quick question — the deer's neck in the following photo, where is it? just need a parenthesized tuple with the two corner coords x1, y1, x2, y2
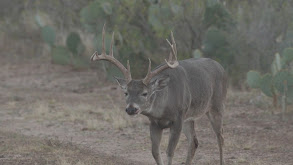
(142, 87, 169, 119)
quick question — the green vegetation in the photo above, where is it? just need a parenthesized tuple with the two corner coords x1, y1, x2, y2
(76, 0, 239, 77)
(1, 0, 293, 84)
(246, 47, 293, 117)
(36, 18, 87, 68)
(66, 32, 85, 56)
(246, 71, 261, 89)
(41, 26, 55, 46)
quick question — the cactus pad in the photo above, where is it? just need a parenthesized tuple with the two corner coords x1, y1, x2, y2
(246, 70, 261, 88)
(41, 25, 55, 46)
(66, 32, 85, 56)
(259, 73, 273, 97)
(281, 47, 293, 66)
(273, 70, 293, 94)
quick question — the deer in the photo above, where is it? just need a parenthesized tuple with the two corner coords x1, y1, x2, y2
(91, 25, 228, 165)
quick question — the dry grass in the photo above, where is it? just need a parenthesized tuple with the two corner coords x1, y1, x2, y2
(227, 158, 266, 165)
(227, 89, 273, 109)
(101, 95, 134, 129)
(227, 89, 293, 118)
(225, 136, 256, 151)
(22, 93, 138, 130)
(0, 131, 109, 165)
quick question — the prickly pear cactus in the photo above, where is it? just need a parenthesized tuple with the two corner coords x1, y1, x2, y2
(101, 2, 112, 15)
(281, 48, 293, 67)
(273, 70, 293, 94)
(192, 49, 202, 59)
(34, 15, 44, 27)
(41, 25, 55, 46)
(66, 32, 85, 56)
(80, 1, 107, 32)
(246, 70, 261, 89)
(271, 53, 282, 76)
(259, 73, 273, 97)
(247, 47, 293, 114)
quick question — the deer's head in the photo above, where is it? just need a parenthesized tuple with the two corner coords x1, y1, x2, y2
(91, 25, 178, 115)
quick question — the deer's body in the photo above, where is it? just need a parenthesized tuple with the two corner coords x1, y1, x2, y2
(91, 26, 227, 165)
(143, 58, 227, 121)
(142, 58, 227, 165)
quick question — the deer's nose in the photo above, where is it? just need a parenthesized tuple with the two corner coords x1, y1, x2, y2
(125, 106, 138, 115)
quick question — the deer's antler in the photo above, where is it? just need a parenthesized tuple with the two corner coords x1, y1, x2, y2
(91, 24, 132, 83)
(143, 31, 179, 85)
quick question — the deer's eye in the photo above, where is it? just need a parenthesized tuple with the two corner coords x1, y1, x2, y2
(124, 92, 128, 96)
(142, 92, 148, 97)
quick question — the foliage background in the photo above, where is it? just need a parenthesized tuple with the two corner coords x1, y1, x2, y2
(1, 0, 293, 87)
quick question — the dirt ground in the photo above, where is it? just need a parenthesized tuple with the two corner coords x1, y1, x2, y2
(0, 57, 293, 165)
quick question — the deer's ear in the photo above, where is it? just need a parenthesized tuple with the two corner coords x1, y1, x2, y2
(114, 76, 127, 89)
(150, 75, 170, 91)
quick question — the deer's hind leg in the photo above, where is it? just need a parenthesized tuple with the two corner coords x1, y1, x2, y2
(183, 120, 198, 165)
(207, 104, 224, 165)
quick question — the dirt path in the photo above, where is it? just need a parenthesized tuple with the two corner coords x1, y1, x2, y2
(1, 59, 293, 165)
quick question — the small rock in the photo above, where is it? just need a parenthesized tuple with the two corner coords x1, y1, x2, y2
(46, 123, 54, 127)
(243, 147, 250, 150)
(81, 127, 89, 131)
(264, 126, 272, 130)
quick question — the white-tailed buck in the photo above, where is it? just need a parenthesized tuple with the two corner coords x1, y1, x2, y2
(91, 25, 227, 165)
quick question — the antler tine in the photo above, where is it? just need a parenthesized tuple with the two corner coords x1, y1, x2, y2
(91, 25, 132, 83)
(165, 31, 179, 68)
(90, 51, 97, 61)
(143, 31, 179, 85)
(109, 32, 115, 57)
(171, 31, 177, 60)
(102, 24, 106, 55)
(127, 60, 132, 80)
(146, 58, 151, 76)
(166, 39, 173, 62)
(166, 31, 177, 61)
(142, 58, 154, 85)
(168, 51, 173, 61)
(166, 38, 176, 56)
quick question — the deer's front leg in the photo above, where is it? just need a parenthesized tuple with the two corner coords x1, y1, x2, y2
(166, 120, 182, 165)
(150, 122, 164, 165)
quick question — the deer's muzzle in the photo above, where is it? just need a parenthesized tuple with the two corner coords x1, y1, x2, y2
(125, 104, 140, 115)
